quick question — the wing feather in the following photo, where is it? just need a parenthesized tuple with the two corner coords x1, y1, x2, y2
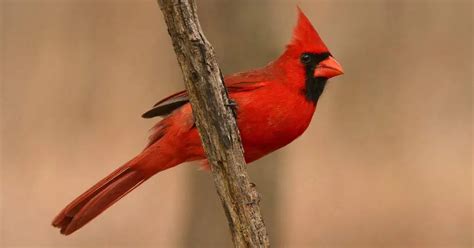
(142, 67, 273, 118)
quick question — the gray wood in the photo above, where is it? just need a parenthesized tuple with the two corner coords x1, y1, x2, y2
(155, 0, 270, 247)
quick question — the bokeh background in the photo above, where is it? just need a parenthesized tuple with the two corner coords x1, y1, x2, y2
(1, 0, 472, 247)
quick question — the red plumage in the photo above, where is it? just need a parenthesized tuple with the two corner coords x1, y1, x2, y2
(52, 7, 343, 235)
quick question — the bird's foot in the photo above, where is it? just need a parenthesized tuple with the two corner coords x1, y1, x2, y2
(225, 98, 238, 116)
(225, 99, 237, 108)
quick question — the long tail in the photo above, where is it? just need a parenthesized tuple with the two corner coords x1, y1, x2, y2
(51, 152, 170, 235)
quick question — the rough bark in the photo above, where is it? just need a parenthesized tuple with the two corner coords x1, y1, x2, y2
(182, 2, 281, 247)
(156, 0, 270, 247)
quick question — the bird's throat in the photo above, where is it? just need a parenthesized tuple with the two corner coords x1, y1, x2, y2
(304, 76, 327, 104)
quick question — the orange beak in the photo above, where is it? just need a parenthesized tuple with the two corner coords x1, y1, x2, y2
(314, 56, 344, 79)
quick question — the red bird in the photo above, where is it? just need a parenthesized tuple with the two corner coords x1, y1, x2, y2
(52, 8, 343, 235)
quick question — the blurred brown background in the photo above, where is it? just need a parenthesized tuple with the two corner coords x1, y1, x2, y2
(1, 0, 472, 247)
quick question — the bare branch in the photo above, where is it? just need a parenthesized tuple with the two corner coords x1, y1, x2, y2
(155, 0, 270, 247)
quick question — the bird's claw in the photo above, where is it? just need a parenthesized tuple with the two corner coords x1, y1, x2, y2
(225, 99, 237, 108)
(226, 99, 238, 117)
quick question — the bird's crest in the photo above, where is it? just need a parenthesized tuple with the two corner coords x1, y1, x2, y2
(287, 7, 329, 53)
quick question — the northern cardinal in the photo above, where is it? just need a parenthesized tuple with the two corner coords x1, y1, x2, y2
(52, 7, 343, 235)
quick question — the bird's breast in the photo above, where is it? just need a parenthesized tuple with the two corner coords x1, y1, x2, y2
(233, 85, 316, 162)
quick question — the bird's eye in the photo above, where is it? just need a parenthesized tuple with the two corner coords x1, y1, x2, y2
(300, 53, 312, 64)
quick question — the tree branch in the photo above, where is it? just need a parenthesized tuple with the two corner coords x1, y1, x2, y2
(155, 0, 270, 247)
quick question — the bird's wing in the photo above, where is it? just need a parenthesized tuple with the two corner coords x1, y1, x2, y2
(141, 68, 272, 119)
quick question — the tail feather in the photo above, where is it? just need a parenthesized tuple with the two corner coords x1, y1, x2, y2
(52, 164, 147, 235)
